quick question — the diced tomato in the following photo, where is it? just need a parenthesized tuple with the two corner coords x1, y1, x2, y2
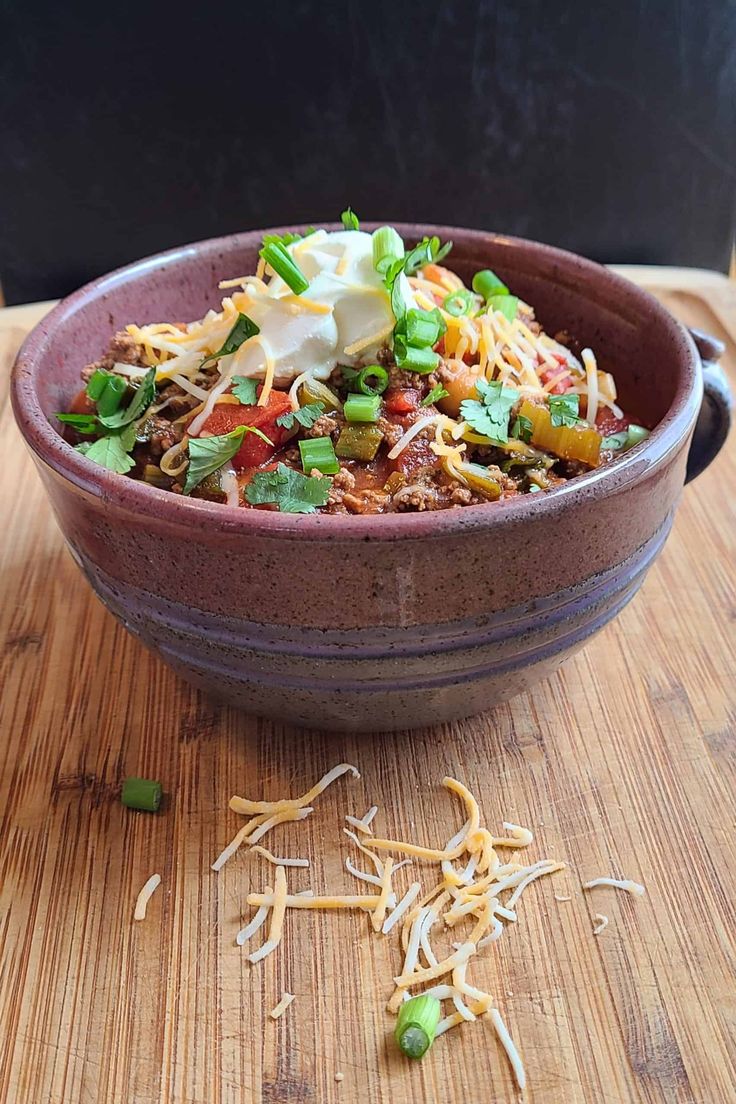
(199, 389, 293, 469)
(596, 411, 630, 437)
(69, 388, 96, 416)
(539, 357, 573, 394)
(389, 438, 439, 478)
(384, 389, 420, 416)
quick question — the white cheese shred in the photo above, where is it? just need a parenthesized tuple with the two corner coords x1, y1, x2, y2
(133, 873, 161, 921)
(490, 1008, 526, 1091)
(583, 877, 645, 897)
(593, 913, 609, 936)
(269, 992, 295, 1020)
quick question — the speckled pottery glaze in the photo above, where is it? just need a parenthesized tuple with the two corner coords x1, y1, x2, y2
(12, 226, 732, 730)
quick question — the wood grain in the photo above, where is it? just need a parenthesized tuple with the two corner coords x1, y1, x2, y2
(1, 271, 734, 1104)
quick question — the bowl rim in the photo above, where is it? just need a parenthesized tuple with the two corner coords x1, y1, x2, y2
(11, 223, 702, 541)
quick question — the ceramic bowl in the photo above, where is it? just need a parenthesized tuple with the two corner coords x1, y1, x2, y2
(11, 226, 732, 730)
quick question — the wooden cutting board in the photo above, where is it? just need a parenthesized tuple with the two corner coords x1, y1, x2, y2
(1, 269, 734, 1104)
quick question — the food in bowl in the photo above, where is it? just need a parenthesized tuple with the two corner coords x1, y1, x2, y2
(57, 210, 649, 514)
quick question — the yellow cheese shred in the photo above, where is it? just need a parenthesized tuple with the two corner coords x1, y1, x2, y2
(230, 763, 359, 815)
(248, 865, 288, 964)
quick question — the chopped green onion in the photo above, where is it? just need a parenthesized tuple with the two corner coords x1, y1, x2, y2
(121, 777, 162, 812)
(355, 365, 389, 395)
(344, 394, 380, 423)
(488, 293, 518, 322)
(96, 374, 128, 417)
(335, 424, 383, 461)
(341, 206, 360, 230)
(421, 384, 449, 407)
(395, 994, 441, 1059)
(402, 308, 444, 349)
(86, 369, 113, 402)
(472, 269, 508, 299)
(372, 226, 405, 275)
(443, 288, 473, 317)
(393, 338, 439, 374)
(625, 423, 650, 447)
(259, 242, 309, 295)
(298, 436, 340, 475)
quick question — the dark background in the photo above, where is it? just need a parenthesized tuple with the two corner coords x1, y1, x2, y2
(2, 0, 735, 305)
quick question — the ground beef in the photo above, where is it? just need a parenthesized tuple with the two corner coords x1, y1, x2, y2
(138, 415, 180, 457)
(156, 383, 200, 419)
(323, 466, 356, 512)
(83, 330, 146, 376)
(304, 413, 340, 439)
(386, 364, 433, 392)
(342, 489, 389, 514)
(449, 486, 474, 506)
(376, 417, 404, 449)
(392, 483, 438, 511)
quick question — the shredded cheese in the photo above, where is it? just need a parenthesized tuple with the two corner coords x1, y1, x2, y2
(490, 1008, 526, 1090)
(593, 913, 609, 935)
(269, 992, 295, 1019)
(343, 323, 394, 357)
(250, 845, 310, 868)
(230, 763, 359, 815)
(249, 865, 288, 964)
(583, 877, 645, 897)
(133, 873, 161, 921)
(382, 883, 422, 935)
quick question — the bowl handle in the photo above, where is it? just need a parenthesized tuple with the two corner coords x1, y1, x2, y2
(685, 327, 732, 483)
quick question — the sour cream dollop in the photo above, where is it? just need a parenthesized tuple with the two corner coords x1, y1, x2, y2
(226, 229, 414, 384)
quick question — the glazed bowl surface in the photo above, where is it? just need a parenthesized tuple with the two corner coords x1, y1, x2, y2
(11, 225, 730, 730)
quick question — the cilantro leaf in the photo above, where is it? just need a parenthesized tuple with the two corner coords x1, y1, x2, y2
(421, 385, 449, 407)
(459, 379, 519, 444)
(511, 414, 533, 443)
(231, 376, 259, 405)
(200, 313, 260, 371)
(56, 412, 98, 435)
(341, 207, 360, 230)
(75, 433, 136, 474)
(183, 424, 272, 495)
(98, 367, 157, 430)
(601, 431, 629, 450)
(548, 393, 580, 428)
(245, 462, 331, 513)
(276, 402, 325, 430)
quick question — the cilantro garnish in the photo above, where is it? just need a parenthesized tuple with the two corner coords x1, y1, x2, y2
(75, 423, 137, 474)
(600, 430, 629, 450)
(231, 376, 259, 405)
(548, 393, 580, 428)
(200, 313, 259, 370)
(183, 425, 272, 495)
(511, 414, 533, 443)
(245, 462, 332, 514)
(421, 384, 450, 407)
(459, 379, 519, 444)
(276, 402, 326, 430)
(97, 367, 157, 429)
(56, 412, 98, 435)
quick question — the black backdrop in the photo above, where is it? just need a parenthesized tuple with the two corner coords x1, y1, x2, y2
(1, 0, 735, 305)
